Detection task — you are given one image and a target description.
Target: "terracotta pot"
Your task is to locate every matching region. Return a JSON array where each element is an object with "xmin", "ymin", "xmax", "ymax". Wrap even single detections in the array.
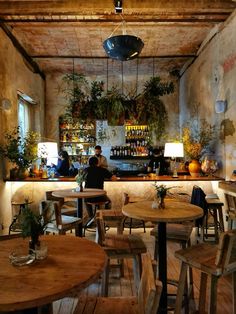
[{"xmin": 189, "ymin": 159, "xmax": 201, "ymax": 177}]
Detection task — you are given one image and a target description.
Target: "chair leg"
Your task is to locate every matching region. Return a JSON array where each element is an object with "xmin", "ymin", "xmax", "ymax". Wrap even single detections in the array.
[
  {"xmin": 208, "ymin": 275, "xmax": 218, "ymax": 314},
  {"xmin": 232, "ymin": 271, "xmax": 236, "ymax": 314},
  {"xmin": 101, "ymin": 258, "xmax": 110, "ymax": 297},
  {"xmin": 142, "ymin": 220, "xmax": 146, "ymax": 233},
  {"xmin": 133, "ymin": 254, "xmax": 142, "ymax": 294},
  {"xmin": 129, "ymin": 218, "xmax": 133, "ymax": 234},
  {"xmin": 174, "ymin": 262, "xmax": 188, "ymax": 314},
  {"xmin": 199, "ymin": 272, "xmax": 207, "ymax": 314}
]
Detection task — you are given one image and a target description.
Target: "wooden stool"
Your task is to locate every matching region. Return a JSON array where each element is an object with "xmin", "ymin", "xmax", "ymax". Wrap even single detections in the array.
[
  {"xmin": 96, "ymin": 211, "xmax": 147, "ymax": 296},
  {"xmin": 97, "ymin": 209, "xmax": 124, "ymax": 234},
  {"xmin": 84, "ymin": 200, "xmax": 109, "ymax": 236},
  {"xmin": 174, "ymin": 229, "xmax": 236, "ymax": 314},
  {"xmin": 205, "ymin": 197, "xmax": 224, "ymax": 243}
]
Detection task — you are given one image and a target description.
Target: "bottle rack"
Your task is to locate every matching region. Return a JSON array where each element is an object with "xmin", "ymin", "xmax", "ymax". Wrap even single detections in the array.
[
  {"xmin": 110, "ymin": 124, "xmax": 150, "ymax": 159},
  {"xmin": 59, "ymin": 119, "xmax": 96, "ymax": 158}
]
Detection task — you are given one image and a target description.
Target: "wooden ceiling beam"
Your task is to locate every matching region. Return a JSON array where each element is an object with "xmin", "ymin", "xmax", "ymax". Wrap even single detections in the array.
[
  {"xmin": 32, "ymin": 55, "xmax": 196, "ymax": 59},
  {"xmin": 0, "ymin": 0, "xmax": 235, "ymax": 16}
]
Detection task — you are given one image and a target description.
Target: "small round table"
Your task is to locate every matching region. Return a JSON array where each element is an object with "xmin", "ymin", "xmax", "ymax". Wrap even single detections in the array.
[
  {"xmin": 0, "ymin": 235, "xmax": 107, "ymax": 313},
  {"xmin": 122, "ymin": 199, "xmax": 203, "ymax": 314},
  {"xmin": 52, "ymin": 188, "xmax": 106, "ymax": 236}
]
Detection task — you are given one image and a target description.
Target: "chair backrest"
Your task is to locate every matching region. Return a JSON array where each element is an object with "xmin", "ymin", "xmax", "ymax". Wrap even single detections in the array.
[
  {"xmin": 138, "ymin": 253, "xmax": 162, "ymax": 314},
  {"xmin": 225, "ymin": 194, "xmax": 236, "ymax": 215},
  {"xmin": 96, "ymin": 211, "xmax": 106, "ymax": 246},
  {"xmin": 39, "ymin": 200, "xmax": 60, "ymax": 228},
  {"xmin": 45, "ymin": 191, "xmax": 64, "ymax": 208},
  {"xmin": 215, "ymin": 229, "xmax": 236, "ymax": 274}
]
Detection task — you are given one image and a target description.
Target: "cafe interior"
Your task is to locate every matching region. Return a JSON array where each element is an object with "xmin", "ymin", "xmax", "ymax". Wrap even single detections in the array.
[{"xmin": 1, "ymin": 1, "xmax": 236, "ymax": 313}]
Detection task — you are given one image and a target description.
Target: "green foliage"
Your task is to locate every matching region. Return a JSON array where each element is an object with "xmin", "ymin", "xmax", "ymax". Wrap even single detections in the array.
[
  {"xmin": 0, "ymin": 127, "xmax": 40, "ymax": 169},
  {"xmin": 154, "ymin": 183, "xmax": 177, "ymax": 197},
  {"xmin": 75, "ymin": 168, "xmax": 87, "ymax": 185},
  {"xmin": 61, "ymin": 73, "xmax": 174, "ymax": 138},
  {"xmin": 19, "ymin": 204, "xmax": 51, "ymax": 241}
]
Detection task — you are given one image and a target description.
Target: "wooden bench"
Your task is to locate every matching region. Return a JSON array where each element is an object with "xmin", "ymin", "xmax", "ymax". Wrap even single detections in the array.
[{"xmin": 74, "ymin": 253, "xmax": 162, "ymax": 314}]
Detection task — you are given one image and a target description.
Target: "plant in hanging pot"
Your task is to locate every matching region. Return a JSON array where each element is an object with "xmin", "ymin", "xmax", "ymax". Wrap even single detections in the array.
[
  {"xmin": 0, "ymin": 127, "xmax": 40, "ymax": 179},
  {"xmin": 75, "ymin": 168, "xmax": 87, "ymax": 192}
]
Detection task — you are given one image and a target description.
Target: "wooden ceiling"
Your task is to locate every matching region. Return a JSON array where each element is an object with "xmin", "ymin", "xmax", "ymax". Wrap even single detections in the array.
[{"xmin": 0, "ymin": 0, "xmax": 236, "ymax": 77}]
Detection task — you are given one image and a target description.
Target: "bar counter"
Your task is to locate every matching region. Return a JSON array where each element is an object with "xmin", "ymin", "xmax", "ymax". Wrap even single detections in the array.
[{"xmin": 3, "ymin": 175, "xmax": 225, "ymax": 231}]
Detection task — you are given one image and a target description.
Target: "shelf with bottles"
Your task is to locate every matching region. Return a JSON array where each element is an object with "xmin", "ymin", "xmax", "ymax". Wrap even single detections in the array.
[
  {"xmin": 59, "ymin": 119, "xmax": 94, "ymax": 131},
  {"xmin": 110, "ymin": 145, "xmax": 149, "ymax": 159},
  {"xmin": 60, "ymin": 143, "xmax": 95, "ymax": 157},
  {"xmin": 125, "ymin": 124, "xmax": 150, "ymax": 140}
]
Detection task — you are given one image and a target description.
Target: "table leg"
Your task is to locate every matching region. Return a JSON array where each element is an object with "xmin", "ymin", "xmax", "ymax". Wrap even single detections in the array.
[
  {"xmin": 158, "ymin": 222, "xmax": 167, "ymax": 314},
  {"xmin": 77, "ymin": 198, "xmax": 83, "ymax": 237}
]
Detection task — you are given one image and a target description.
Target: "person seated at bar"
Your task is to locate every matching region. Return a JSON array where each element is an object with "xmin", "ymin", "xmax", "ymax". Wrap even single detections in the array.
[
  {"xmin": 52, "ymin": 150, "xmax": 70, "ymax": 176},
  {"xmin": 147, "ymin": 147, "xmax": 167, "ymax": 175},
  {"xmin": 94, "ymin": 145, "xmax": 108, "ymax": 168},
  {"xmin": 84, "ymin": 156, "xmax": 116, "ymax": 216}
]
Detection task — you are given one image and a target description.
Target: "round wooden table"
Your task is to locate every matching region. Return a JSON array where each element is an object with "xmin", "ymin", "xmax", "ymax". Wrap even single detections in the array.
[
  {"xmin": 52, "ymin": 188, "xmax": 106, "ymax": 236},
  {"xmin": 122, "ymin": 199, "xmax": 203, "ymax": 314},
  {"xmin": 0, "ymin": 235, "xmax": 107, "ymax": 312}
]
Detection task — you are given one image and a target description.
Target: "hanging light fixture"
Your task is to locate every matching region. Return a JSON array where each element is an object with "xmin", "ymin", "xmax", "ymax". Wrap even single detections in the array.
[{"xmin": 103, "ymin": 3, "xmax": 144, "ymax": 61}]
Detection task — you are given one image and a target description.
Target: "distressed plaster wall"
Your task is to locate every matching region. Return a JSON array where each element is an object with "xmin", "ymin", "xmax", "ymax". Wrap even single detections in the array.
[
  {"xmin": 179, "ymin": 10, "xmax": 236, "ymax": 179},
  {"xmin": 0, "ymin": 29, "xmax": 45, "ymax": 230}
]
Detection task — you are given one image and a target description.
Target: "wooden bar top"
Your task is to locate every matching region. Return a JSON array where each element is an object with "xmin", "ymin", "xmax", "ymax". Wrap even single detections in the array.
[
  {"xmin": 219, "ymin": 181, "xmax": 236, "ymax": 193},
  {"xmin": 5, "ymin": 175, "xmax": 224, "ymax": 182}
]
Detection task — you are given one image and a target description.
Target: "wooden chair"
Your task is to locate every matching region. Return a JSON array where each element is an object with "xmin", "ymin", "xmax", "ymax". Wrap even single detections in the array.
[
  {"xmin": 123, "ymin": 193, "xmax": 146, "ymax": 234},
  {"xmin": 174, "ymin": 229, "xmax": 236, "ymax": 314},
  {"xmin": 40, "ymin": 200, "xmax": 82, "ymax": 236},
  {"xmin": 74, "ymin": 253, "xmax": 162, "ymax": 314},
  {"xmin": 45, "ymin": 190, "xmax": 77, "ymax": 216},
  {"xmin": 96, "ymin": 211, "xmax": 147, "ymax": 296},
  {"xmin": 205, "ymin": 196, "xmax": 224, "ymax": 243},
  {"xmin": 96, "ymin": 209, "xmax": 124, "ymax": 234},
  {"xmin": 225, "ymin": 193, "xmax": 236, "ymax": 230}
]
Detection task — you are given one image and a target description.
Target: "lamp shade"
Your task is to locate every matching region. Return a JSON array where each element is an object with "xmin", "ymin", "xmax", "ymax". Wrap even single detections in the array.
[
  {"xmin": 164, "ymin": 143, "xmax": 184, "ymax": 158},
  {"xmin": 38, "ymin": 142, "xmax": 58, "ymax": 165},
  {"xmin": 103, "ymin": 35, "xmax": 144, "ymax": 61}
]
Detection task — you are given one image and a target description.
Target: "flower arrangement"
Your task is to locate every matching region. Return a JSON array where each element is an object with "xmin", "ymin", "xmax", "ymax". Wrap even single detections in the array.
[
  {"xmin": 0, "ymin": 127, "xmax": 40, "ymax": 171},
  {"xmin": 75, "ymin": 168, "xmax": 87, "ymax": 192},
  {"xmin": 182, "ymin": 119, "xmax": 215, "ymax": 160},
  {"xmin": 154, "ymin": 183, "xmax": 177, "ymax": 198}
]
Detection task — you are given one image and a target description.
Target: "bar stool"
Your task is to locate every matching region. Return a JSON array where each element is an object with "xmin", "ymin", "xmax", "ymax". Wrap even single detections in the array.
[
  {"xmin": 205, "ymin": 196, "xmax": 224, "ymax": 243},
  {"xmin": 84, "ymin": 200, "xmax": 109, "ymax": 236},
  {"xmin": 9, "ymin": 200, "xmax": 33, "ymax": 234}
]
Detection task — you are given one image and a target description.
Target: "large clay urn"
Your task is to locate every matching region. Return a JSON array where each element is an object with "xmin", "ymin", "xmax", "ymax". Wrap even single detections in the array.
[{"xmin": 189, "ymin": 160, "xmax": 201, "ymax": 177}]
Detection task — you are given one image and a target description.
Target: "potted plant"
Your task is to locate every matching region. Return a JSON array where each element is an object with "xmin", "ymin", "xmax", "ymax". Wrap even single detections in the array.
[
  {"xmin": 75, "ymin": 168, "xmax": 87, "ymax": 192},
  {"xmin": 0, "ymin": 127, "xmax": 40, "ymax": 179},
  {"xmin": 153, "ymin": 183, "xmax": 177, "ymax": 209},
  {"xmin": 18, "ymin": 202, "xmax": 52, "ymax": 256},
  {"xmin": 182, "ymin": 119, "xmax": 215, "ymax": 177}
]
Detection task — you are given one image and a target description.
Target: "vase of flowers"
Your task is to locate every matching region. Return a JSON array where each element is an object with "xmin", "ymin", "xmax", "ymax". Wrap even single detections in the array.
[
  {"xmin": 153, "ymin": 183, "xmax": 176, "ymax": 209},
  {"xmin": 182, "ymin": 119, "xmax": 215, "ymax": 177},
  {"xmin": 0, "ymin": 127, "xmax": 40, "ymax": 179},
  {"xmin": 75, "ymin": 168, "xmax": 87, "ymax": 192},
  {"xmin": 19, "ymin": 202, "xmax": 52, "ymax": 259}
]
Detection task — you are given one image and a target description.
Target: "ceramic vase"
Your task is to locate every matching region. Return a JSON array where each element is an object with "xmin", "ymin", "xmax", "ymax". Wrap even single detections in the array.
[{"xmin": 189, "ymin": 159, "xmax": 201, "ymax": 177}]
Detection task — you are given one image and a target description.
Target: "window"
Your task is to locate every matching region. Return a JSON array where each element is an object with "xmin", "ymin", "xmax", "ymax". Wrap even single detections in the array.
[{"xmin": 18, "ymin": 96, "xmax": 31, "ymax": 138}]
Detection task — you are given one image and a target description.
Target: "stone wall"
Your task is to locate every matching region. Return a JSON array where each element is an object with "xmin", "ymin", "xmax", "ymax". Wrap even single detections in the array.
[
  {"xmin": 0, "ymin": 29, "xmax": 45, "ymax": 230},
  {"xmin": 179, "ymin": 10, "xmax": 236, "ymax": 179}
]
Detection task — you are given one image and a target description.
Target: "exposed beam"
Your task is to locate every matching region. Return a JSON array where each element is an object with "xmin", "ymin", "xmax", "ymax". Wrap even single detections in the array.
[
  {"xmin": 32, "ymin": 55, "xmax": 196, "ymax": 59},
  {"xmin": 0, "ymin": 22, "xmax": 45, "ymax": 80}
]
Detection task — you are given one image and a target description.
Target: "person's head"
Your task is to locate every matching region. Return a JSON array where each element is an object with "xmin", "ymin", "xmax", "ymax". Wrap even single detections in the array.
[
  {"xmin": 95, "ymin": 145, "xmax": 102, "ymax": 157},
  {"xmin": 153, "ymin": 148, "xmax": 162, "ymax": 156},
  {"xmin": 59, "ymin": 150, "xmax": 69, "ymax": 160},
  {"xmin": 89, "ymin": 156, "xmax": 99, "ymax": 167}
]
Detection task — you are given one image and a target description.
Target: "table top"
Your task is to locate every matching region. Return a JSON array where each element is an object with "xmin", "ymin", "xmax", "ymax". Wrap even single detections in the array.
[
  {"xmin": 122, "ymin": 200, "xmax": 203, "ymax": 223},
  {"xmin": 52, "ymin": 188, "xmax": 106, "ymax": 199},
  {"xmin": 0, "ymin": 235, "xmax": 107, "ymax": 311}
]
